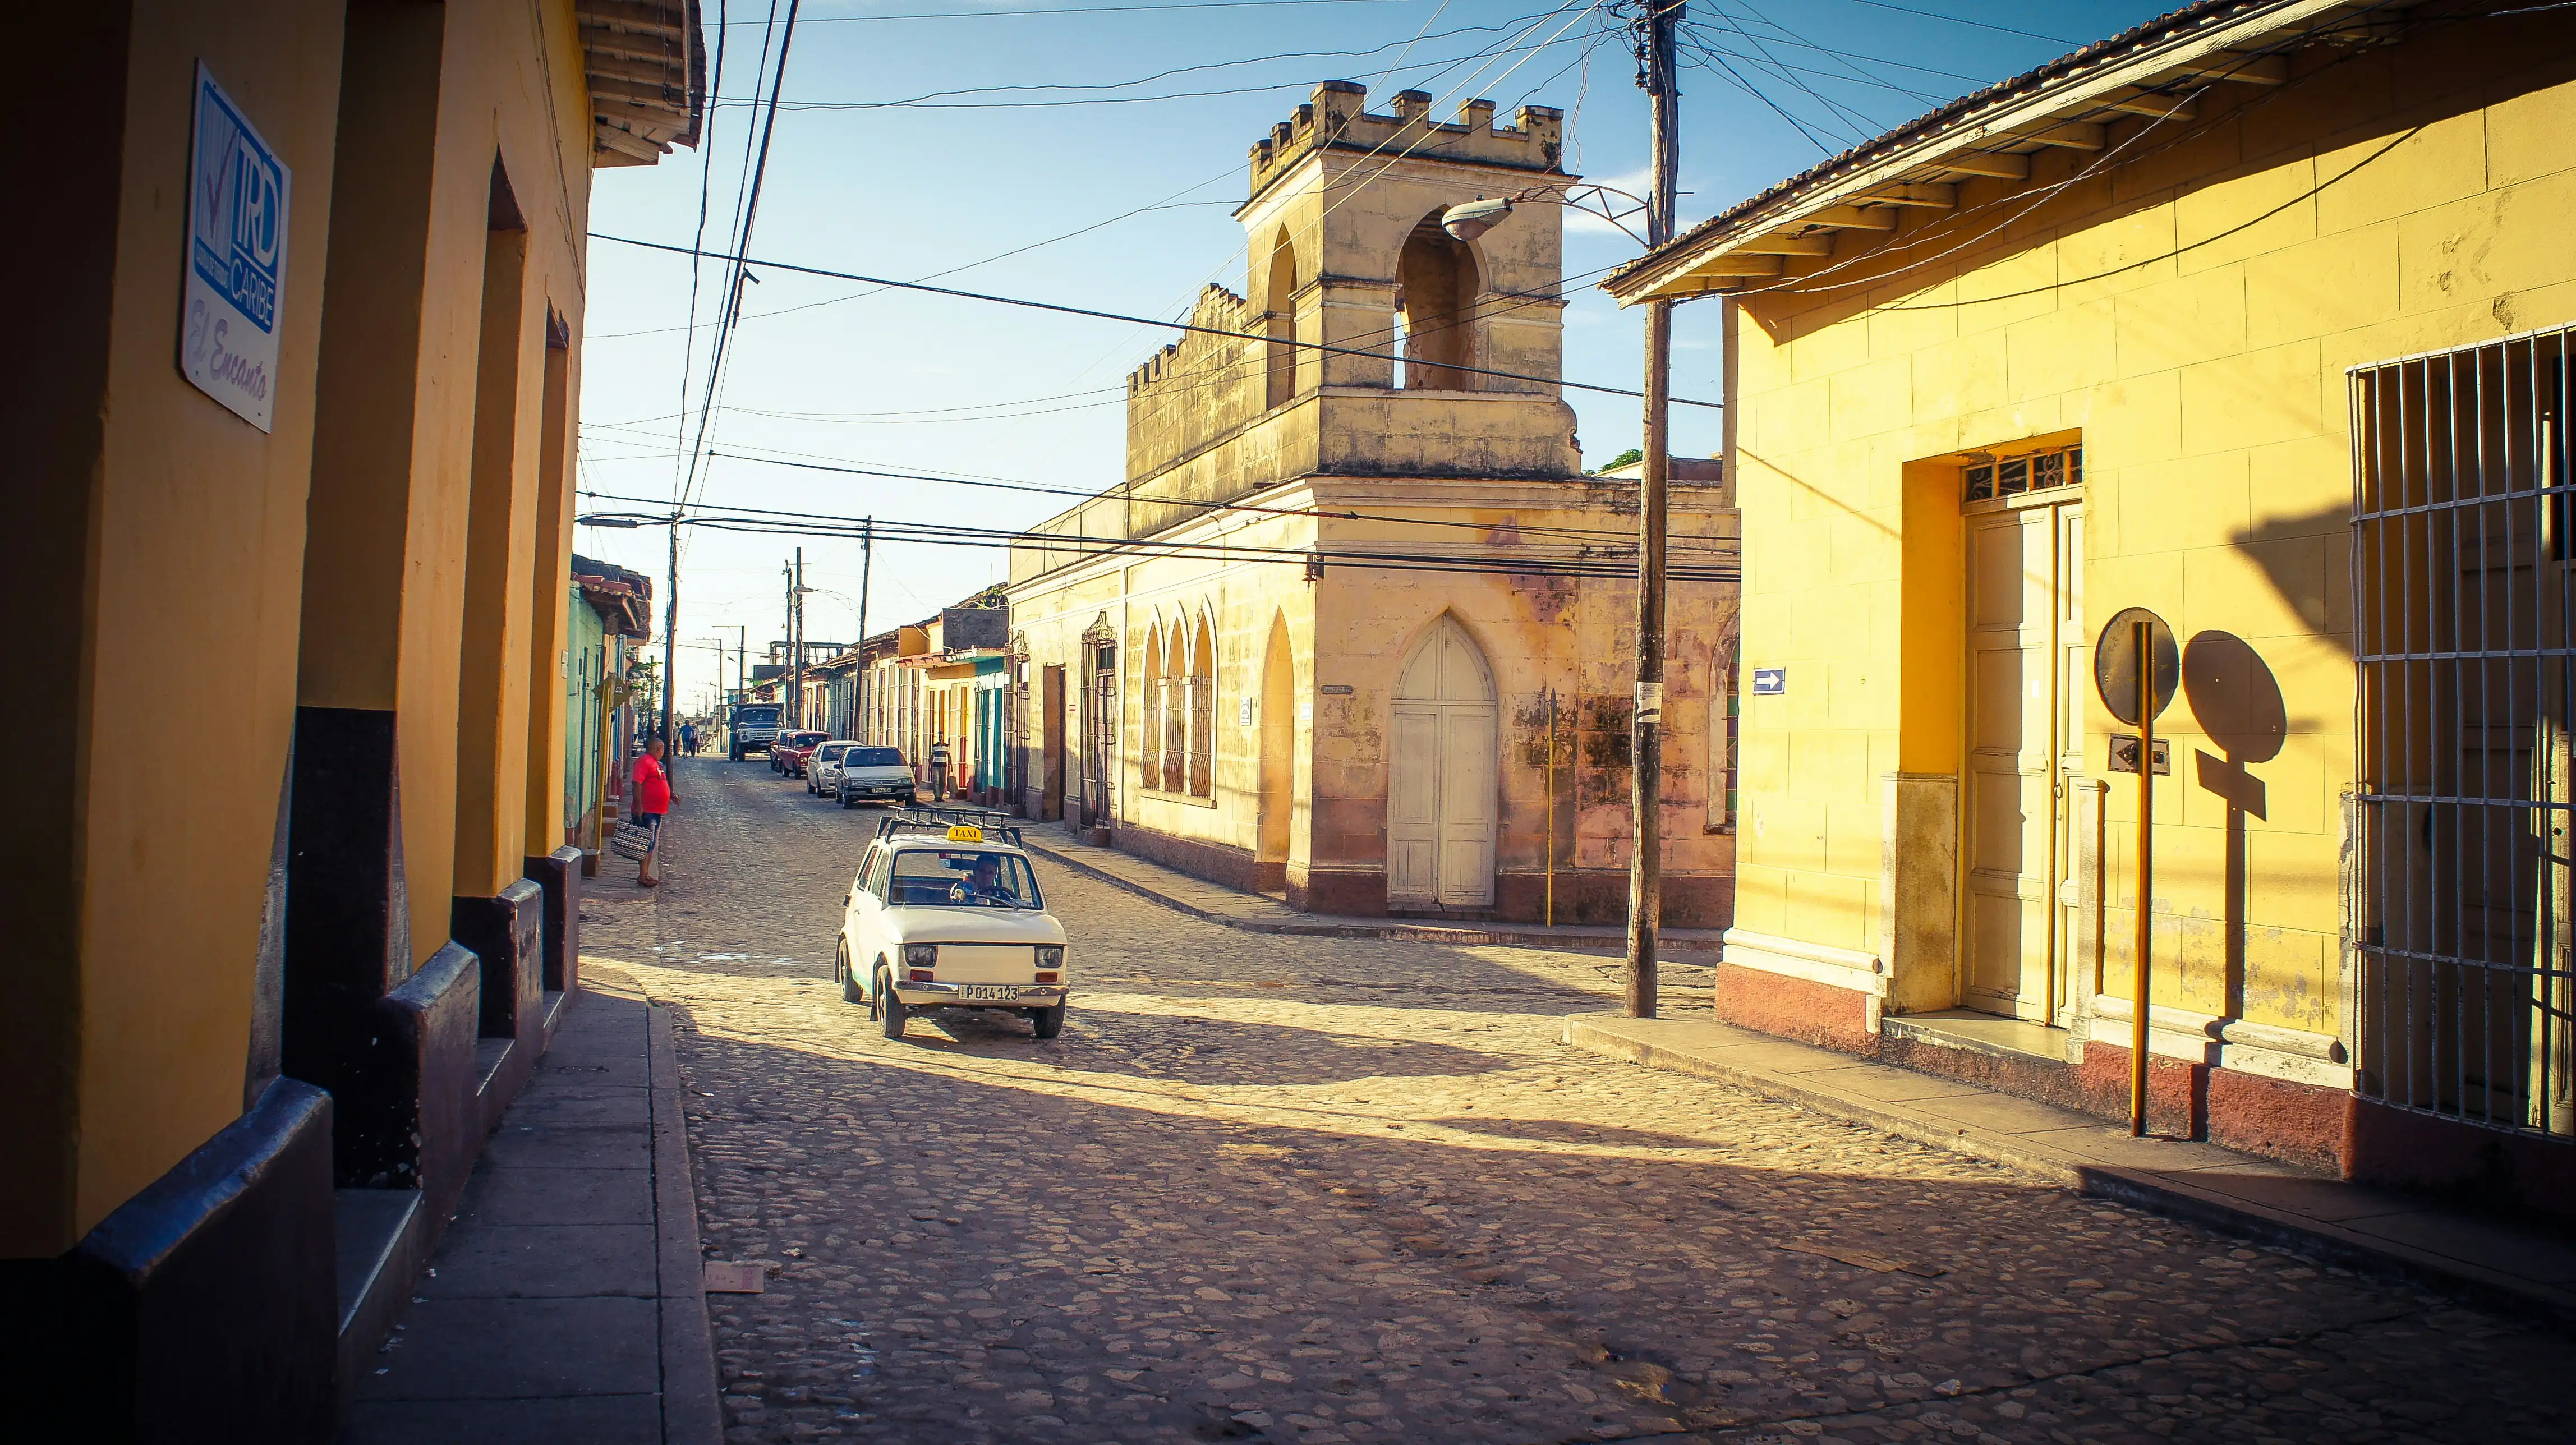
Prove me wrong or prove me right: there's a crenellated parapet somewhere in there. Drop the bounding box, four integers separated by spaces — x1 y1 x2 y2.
1127 284 1254 397
1248 81 1563 202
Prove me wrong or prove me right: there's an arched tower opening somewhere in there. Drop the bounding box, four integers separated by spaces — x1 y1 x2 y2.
1264 229 1298 409
1393 213 1479 391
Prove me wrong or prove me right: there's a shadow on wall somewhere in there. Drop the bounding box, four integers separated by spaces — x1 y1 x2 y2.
2182 628 2288 1025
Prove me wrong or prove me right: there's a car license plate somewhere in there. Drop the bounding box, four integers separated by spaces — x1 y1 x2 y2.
960 985 1018 1002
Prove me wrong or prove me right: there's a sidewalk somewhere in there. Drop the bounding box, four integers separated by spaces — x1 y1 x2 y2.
343 967 720 1444
1565 1012 2576 1324
1015 819 1727 954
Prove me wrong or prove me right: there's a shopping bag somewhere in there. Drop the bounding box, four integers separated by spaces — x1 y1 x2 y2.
609 820 655 861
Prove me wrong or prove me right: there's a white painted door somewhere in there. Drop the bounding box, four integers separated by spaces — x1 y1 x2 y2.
1388 616 1497 908
1966 497 2077 1021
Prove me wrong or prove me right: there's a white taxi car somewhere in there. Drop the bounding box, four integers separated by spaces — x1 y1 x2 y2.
835 816 1068 1040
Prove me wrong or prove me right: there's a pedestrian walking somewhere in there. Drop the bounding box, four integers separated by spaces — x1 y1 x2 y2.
928 739 950 801
633 738 675 887
680 720 697 756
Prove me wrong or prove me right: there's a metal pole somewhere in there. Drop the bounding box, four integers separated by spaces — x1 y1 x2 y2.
2132 618 2155 1136
1625 0 1683 1020
793 548 808 730
857 519 873 744
659 513 680 748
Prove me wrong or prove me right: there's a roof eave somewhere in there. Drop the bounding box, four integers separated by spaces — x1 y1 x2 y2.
1602 0 2395 307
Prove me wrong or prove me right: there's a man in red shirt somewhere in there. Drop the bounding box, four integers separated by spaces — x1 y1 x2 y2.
633 738 675 887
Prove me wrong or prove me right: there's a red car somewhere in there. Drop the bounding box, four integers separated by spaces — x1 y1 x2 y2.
771 731 829 777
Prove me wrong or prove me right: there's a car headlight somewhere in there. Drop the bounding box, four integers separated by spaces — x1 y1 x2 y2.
903 943 938 968
1036 945 1064 969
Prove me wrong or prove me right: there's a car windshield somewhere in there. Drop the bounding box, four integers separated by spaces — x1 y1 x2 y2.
849 748 905 767
817 744 850 761
887 849 1042 910
735 707 778 724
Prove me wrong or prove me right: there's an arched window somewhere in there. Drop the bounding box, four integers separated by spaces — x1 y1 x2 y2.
1264 229 1298 409
1161 625 1188 793
1393 213 1479 391
1188 611 1217 797
1139 622 1163 788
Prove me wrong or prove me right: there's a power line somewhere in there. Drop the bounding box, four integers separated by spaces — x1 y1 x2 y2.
723 0 1406 21
1833 0 2078 46
714 18 1535 108
692 451 1741 550
579 491 1742 583
591 232 1724 410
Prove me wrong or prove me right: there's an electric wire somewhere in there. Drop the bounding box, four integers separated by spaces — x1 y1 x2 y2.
578 490 1742 582
688 452 1744 551
592 231 1725 409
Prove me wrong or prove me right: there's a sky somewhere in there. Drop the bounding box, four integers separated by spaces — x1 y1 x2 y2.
574 0 2176 715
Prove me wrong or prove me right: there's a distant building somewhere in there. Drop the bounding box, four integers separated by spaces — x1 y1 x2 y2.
1606 0 2576 1207
1008 82 1740 923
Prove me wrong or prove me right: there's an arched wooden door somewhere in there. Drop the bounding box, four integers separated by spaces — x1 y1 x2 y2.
1388 615 1496 908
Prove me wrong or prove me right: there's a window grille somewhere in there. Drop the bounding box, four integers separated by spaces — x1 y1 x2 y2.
1139 641 1162 788
1965 444 2082 504
1188 673 1215 797
2352 325 2575 1140
1162 677 1187 793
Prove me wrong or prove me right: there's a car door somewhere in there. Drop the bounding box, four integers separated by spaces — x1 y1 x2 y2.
852 848 894 986
846 845 880 971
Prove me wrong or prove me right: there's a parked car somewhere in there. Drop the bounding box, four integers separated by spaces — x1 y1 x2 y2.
808 740 858 796
838 815 1068 1040
772 731 827 777
729 702 782 760
835 746 918 809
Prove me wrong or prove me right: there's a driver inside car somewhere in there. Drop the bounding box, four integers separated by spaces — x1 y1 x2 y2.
968 854 1019 904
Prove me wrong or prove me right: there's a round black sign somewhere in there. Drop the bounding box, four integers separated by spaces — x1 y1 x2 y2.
2095 606 2178 726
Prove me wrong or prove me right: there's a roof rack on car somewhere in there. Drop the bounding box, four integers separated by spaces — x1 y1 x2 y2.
873 804 1023 846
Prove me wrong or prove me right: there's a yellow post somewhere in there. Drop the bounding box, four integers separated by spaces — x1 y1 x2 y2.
2132 618 2154 1137
1545 688 1557 928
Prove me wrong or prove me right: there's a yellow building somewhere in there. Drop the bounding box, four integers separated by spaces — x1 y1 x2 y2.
3 2 701 1434
1009 83 1740 922
1607 0 2576 1206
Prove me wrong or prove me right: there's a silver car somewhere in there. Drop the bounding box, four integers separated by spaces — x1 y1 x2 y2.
808 740 860 797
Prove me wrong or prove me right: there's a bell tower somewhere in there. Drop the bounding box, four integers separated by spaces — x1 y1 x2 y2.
1241 81 1571 404
1123 81 1582 488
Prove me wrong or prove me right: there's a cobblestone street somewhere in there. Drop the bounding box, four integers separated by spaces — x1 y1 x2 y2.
581 757 2575 1445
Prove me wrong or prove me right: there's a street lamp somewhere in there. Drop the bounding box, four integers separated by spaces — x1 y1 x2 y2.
1441 182 1657 246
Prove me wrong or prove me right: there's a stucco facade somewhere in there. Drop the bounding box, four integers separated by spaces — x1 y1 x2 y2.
1010 82 1740 923
4 2 702 1433
1611 0 2576 1201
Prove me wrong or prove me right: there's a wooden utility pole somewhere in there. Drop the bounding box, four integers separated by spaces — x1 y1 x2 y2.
792 547 808 729
1626 0 1684 1020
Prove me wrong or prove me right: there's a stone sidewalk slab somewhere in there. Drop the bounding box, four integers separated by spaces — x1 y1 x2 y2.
1016 820 1728 954
343 969 720 1444
1564 1011 2576 1324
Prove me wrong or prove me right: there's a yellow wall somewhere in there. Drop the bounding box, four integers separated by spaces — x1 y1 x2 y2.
299 0 592 959
3 0 346 1255
1725 22 2576 1040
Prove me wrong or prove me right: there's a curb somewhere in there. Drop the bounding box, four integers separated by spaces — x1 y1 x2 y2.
648 998 724 1444
1562 1016 2576 1326
1018 833 1722 955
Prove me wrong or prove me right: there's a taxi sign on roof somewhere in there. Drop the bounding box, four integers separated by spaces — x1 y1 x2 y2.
946 824 984 843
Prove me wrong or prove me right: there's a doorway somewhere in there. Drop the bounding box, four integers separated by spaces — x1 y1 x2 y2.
1388 615 1496 909
1257 614 1295 869
1964 491 2083 1023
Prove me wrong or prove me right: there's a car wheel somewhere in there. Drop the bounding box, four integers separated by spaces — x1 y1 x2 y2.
840 788 858 809
1031 1004 1066 1040
877 969 907 1039
839 942 863 1004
